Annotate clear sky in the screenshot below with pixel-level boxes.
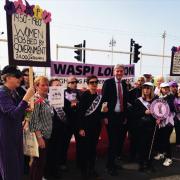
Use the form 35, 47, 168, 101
0, 0, 180, 77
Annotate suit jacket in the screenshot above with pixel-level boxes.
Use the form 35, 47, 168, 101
101, 77, 128, 117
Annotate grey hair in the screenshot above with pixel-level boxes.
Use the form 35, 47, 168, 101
114, 64, 125, 70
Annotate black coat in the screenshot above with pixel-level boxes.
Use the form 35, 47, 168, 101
101, 77, 128, 116
133, 98, 156, 128
64, 88, 81, 126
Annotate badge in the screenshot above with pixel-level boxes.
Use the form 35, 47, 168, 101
150, 99, 170, 120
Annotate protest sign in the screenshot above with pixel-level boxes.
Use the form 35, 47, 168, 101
51, 61, 134, 78
5, 0, 51, 67
170, 46, 180, 76
51, 61, 135, 89
48, 86, 64, 108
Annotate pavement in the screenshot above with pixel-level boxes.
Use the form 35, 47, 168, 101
24, 145, 180, 180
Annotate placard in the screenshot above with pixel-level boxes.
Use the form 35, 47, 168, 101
170, 46, 180, 76
5, 0, 51, 67
48, 86, 64, 108
51, 61, 135, 78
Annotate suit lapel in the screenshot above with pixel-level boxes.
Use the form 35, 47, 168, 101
112, 78, 117, 98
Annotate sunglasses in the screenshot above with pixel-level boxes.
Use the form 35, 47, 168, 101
88, 80, 98, 85
68, 81, 78, 84
23, 74, 29, 76
10, 73, 22, 79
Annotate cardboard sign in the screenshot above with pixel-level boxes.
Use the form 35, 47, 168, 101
48, 86, 64, 108
5, 0, 51, 67
170, 46, 180, 76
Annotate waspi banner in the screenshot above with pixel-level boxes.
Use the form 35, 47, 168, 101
51, 61, 135, 78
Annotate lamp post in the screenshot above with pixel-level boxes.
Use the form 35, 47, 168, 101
109, 37, 116, 65
162, 31, 166, 76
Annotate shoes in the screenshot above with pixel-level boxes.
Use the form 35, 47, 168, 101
115, 164, 123, 170
59, 164, 68, 172
43, 171, 61, 180
88, 170, 99, 177
154, 153, 165, 160
52, 172, 62, 179
106, 168, 118, 176
163, 158, 172, 167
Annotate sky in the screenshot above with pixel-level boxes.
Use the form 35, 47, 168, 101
0, 0, 180, 77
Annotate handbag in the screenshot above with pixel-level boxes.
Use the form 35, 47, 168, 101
23, 128, 39, 157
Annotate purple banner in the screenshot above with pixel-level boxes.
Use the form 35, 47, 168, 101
51, 61, 135, 78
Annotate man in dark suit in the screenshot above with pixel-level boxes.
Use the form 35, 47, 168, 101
102, 64, 128, 176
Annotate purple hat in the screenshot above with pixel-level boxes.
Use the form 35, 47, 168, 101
169, 81, 178, 87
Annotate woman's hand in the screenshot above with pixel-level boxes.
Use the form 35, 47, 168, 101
71, 100, 77, 107
145, 109, 151, 115
37, 137, 46, 149
79, 129, 85, 137
156, 119, 161, 125
22, 120, 29, 131
23, 87, 35, 102
102, 106, 108, 112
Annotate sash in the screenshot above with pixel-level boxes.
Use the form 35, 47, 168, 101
55, 107, 66, 123
138, 97, 150, 109
85, 95, 102, 117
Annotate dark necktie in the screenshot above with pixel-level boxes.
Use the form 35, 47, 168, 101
118, 81, 124, 112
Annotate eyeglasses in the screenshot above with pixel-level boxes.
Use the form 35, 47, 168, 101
68, 81, 78, 84
89, 81, 98, 85
10, 74, 22, 79
23, 74, 29, 76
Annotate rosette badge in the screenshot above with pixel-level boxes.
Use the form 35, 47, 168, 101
150, 99, 170, 120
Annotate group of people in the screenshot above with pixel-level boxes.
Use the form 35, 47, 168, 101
0, 64, 179, 180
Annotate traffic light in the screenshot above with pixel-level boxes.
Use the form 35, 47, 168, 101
133, 43, 142, 63
74, 44, 82, 62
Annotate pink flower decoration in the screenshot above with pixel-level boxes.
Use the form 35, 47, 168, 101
14, 0, 26, 14
177, 46, 180, 51
42, 10, 52, 24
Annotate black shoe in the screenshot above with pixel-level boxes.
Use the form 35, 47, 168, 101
115, 164, 123, 170
52, 172, 62, 179
107, 169, 118, 176
59, 164, 68, 172
88, 170, 99, 177
138, 166, 145, 172
145, 166, 156, 173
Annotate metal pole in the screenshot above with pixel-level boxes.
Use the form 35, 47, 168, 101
111, 43, 113, 65
56, 44, 59, 60
130, 38, 134, 64
109, 37, 116, 65
57, 45, 171, 58
162, 31, 166, 76
140, 52, 142, 75
83, 40, 86, 64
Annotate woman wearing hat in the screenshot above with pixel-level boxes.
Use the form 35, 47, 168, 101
133, 82, 157, 172
154, 82, 175, 167
0, 65, 34, 180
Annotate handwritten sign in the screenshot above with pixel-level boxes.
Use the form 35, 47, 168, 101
170, 46, 180, 76
5, 0, 51, 67
48, 86, 64, 108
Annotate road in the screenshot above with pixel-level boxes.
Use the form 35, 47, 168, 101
24, 145, 180, 180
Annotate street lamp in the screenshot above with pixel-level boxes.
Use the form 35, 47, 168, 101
109, 37, 116, 65
162, 31, 166, 76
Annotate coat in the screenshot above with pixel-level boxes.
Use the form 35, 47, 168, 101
0, 86, 28, 180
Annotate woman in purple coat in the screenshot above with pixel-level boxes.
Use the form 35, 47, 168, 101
0, 66, 34, 180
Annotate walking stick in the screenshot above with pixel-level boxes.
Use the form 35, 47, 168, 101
148, 124, 158, 160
